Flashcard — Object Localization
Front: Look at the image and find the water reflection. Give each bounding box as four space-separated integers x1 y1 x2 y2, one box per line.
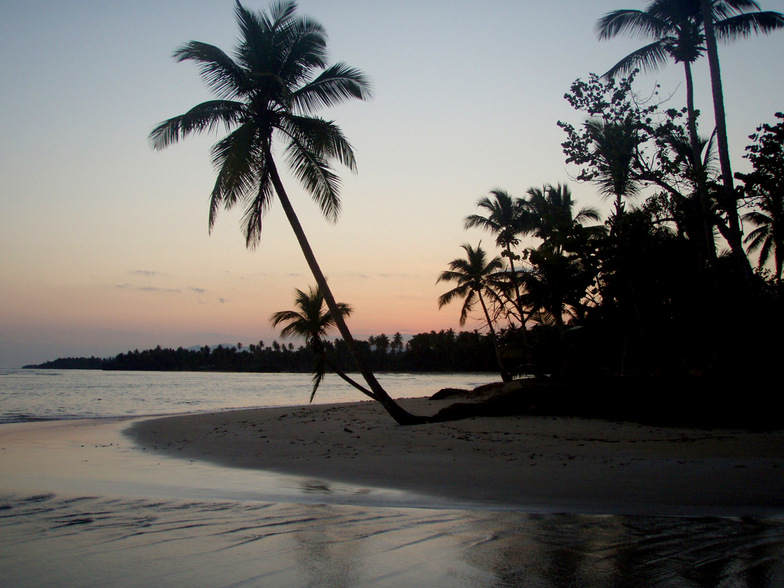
1 494 783 587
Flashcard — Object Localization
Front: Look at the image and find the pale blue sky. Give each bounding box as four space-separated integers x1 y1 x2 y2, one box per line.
1 0 783 367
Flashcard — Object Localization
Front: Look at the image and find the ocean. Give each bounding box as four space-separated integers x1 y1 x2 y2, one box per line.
0 369 499 423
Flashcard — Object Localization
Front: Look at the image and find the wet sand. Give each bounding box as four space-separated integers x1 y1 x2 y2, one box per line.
128 396 784 516
2 402 784 586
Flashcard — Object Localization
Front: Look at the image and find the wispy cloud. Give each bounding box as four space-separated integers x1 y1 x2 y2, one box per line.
189 286 207 294
115 284 181 293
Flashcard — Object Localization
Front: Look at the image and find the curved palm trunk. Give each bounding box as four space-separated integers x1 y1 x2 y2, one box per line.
477 290 511 382
313 343 375 399
699 0 755 297
267 158 426 425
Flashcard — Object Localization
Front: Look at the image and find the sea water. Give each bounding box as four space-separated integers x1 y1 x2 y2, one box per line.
0 369 499 423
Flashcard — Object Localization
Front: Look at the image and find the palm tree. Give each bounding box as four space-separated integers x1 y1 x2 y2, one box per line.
597 0 782 150
525 184 601 253
597 0 783 283
521 184 601 329
742 197 784 280
437 243 511 381
464 189 531 326
271 286 373 402
698 0 783 292
149 1 421 424
583 117 642 234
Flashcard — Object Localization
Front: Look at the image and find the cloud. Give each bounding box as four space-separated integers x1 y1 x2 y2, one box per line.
115 284 180 293
139 286 181 293
189 286 207 294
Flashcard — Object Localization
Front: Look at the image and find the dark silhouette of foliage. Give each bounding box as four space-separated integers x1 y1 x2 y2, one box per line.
33 330 500 375
24 357 105 370
437 243 511 381
737 113 784 280
271 286 372 402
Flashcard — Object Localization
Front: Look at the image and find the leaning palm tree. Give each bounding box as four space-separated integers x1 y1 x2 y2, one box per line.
149 1 421 424
464 189 531 326
271 286 373 402
437 243 511 381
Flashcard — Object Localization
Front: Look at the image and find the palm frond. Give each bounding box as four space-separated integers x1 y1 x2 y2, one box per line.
149 101 245 150
239 161 274 247
152 0 369 248
714 11 784 41
283 115 358 171
292 62 372 112
436 283 470 308
596 9 669 40
309 352 326 403
282 137 341 222
603 40 671 77
173 41 250 100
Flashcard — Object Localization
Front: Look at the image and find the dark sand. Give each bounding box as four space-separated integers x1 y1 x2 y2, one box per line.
128 396 784 515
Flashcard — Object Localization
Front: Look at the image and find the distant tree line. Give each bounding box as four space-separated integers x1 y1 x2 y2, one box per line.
24 330 498 374
24 356 105 370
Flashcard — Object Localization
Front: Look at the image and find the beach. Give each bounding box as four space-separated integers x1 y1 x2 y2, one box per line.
127 396 784 516
3 393 784 586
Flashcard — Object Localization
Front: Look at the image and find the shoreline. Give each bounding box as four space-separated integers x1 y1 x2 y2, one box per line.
127 396 784 516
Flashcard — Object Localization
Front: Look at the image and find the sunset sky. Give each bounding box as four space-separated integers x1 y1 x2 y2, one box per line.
2 0 783 367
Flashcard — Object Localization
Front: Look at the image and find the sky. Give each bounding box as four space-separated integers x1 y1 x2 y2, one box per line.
1 0 783 367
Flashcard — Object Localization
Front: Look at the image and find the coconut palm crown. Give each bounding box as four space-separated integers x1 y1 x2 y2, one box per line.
597 0 784 79
271 286 372 402
438 243 510 381
149 0 371 245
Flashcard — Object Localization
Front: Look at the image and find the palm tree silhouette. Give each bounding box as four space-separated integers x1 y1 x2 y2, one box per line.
742 198 783 281
149 1 420 424
271 286 373 402
597 0 783 283
583 118 641 233
525 184 601 253
437 243 511 381
597 0 782 149
464 190 530 326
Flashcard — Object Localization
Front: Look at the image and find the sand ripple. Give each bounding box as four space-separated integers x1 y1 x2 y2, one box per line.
2 493 784 587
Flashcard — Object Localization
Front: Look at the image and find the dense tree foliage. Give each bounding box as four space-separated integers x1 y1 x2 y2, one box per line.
28 331 498 374
448 67 783 381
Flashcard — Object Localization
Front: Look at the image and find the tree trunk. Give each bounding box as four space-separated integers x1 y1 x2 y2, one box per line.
505 246 529 342
683 60 717 265
477 290 511 382
321 354 375 399
267 158 426 425
699 0 756 295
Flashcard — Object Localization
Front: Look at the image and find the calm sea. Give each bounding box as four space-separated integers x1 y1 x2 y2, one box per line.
0 369 499 423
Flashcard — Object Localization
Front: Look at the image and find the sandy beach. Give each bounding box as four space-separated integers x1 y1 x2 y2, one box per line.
3 396 784 586
128 396 784 516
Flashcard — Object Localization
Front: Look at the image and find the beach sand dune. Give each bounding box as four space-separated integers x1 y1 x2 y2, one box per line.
128 396 784 515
